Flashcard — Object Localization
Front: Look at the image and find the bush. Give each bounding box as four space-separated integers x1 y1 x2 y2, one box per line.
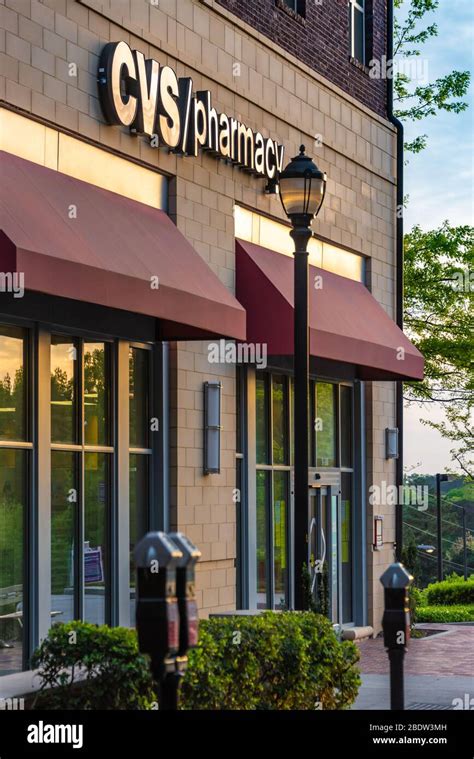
425 578 474 606
416 605 474 623
31 621 156 710
180 611 361 710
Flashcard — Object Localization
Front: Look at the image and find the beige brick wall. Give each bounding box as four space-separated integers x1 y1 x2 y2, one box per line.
0 0 399 625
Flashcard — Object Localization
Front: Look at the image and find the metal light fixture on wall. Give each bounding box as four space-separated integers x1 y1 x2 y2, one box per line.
204 381 222 475
385 427 399 459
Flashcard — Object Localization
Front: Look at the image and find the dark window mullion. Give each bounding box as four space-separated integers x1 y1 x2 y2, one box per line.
77 341 84 621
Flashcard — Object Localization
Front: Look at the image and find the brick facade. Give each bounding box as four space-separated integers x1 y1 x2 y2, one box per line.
216 0 388 118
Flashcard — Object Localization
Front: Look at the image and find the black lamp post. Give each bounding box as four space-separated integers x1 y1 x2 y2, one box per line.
279 145 327 611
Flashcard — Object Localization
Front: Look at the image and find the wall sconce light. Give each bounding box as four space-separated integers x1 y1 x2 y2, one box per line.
374 515 384 550
204 381 222 475
385 427 399 459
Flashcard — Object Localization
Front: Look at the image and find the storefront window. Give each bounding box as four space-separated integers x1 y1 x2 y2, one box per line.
316 383 337 467
84 343 110 447
51 337 77 444
256 471 269 609
273 471 288 608
0 326 26 441
272 375 288 465
129 347 150 449
51 451 77 624
51 336 113 627
0 326 28 675
341 472 353 623
256 375 268 464
0 449 26 675
84 453 110 625
340 385 353 468
129 347 151 622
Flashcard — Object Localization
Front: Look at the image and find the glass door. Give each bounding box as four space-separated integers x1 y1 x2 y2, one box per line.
308 485 343 623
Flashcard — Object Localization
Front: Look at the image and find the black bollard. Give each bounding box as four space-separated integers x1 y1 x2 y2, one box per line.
380 562 413 710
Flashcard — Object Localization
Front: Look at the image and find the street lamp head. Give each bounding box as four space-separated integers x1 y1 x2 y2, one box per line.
417 544 435 554
279 145 327 225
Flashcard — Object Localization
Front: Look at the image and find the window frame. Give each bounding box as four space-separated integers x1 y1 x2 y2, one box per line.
349 0 366 65
0 320 33 672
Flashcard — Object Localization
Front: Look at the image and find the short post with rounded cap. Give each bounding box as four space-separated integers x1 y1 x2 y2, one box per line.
380 562 413 710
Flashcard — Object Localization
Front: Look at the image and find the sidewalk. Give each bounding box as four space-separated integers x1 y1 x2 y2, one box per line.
352 624 474 710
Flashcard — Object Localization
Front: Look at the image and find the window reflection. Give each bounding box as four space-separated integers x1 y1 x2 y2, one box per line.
129 348 150 448
256 376 268 464
84 453 109 625
256 471 268 609
0 449 25 675
0 326 25 441
51 451 76 624
340 385 353 468
84 343 109 447
51 337 76 444
129 454 148 624
273 471 288 609
316 383 336 467
272 375 287 465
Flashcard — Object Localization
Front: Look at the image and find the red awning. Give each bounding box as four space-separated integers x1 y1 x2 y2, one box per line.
236 239 424 381
0 151 246 341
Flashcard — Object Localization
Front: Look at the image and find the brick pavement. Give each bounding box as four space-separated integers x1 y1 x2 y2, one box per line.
357 625 474 677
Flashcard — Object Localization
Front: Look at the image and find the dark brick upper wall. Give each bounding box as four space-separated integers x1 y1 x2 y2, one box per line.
216 0 388 118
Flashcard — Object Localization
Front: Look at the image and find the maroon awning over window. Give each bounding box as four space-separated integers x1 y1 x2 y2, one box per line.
0 151 246 341
236 239 424 381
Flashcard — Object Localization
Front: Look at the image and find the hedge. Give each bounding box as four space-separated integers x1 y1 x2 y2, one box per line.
32 613 361 710
180 611 361 710
416 605 474 623
31 622 156 710
425 579 474 606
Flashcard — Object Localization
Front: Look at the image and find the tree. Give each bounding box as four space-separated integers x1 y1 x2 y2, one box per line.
394 0 470 154
404 223 474 476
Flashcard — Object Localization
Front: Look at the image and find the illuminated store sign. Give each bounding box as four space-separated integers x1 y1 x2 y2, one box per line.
98 41 285 184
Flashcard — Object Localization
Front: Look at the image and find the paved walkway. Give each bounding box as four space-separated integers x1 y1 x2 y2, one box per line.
353 624 474 710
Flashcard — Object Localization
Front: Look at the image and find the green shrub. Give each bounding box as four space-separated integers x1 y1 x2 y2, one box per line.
417 605 474 623
425 579 474 606
180 611 361 710
31 621 156 710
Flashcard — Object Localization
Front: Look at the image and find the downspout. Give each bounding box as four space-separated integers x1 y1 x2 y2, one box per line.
387 0 404 562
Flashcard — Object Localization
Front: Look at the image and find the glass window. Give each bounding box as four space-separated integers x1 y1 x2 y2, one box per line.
273 471 288 609
0 449 26 675
256 470 269 609
84 453 110 625
340 385 353 468
256 375 268 464
0 326 26 441
272 375 288 465
341 473 353 623
316 383 337 467
350 0 365 64
129 454 149 624
129 347 150 449
51 451 77 624
51 337 77 444
84 343 110 447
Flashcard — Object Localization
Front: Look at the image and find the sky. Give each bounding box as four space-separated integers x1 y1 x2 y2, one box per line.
399 0 473 474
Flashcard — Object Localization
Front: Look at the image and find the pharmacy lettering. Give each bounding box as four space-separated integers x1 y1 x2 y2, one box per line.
98 41 285 184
